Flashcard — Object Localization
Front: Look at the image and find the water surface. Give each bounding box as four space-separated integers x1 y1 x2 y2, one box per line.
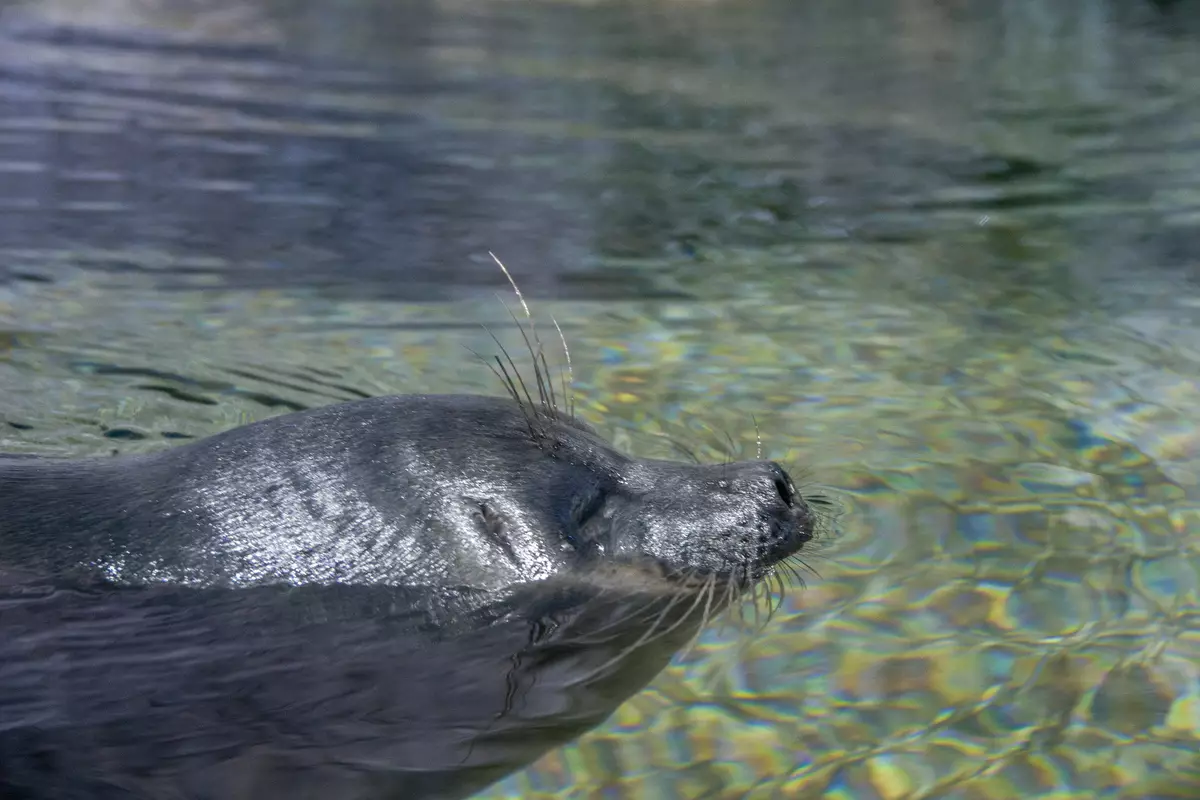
2 0 1200 797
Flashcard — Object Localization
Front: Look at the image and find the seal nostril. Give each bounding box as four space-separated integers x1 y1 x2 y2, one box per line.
774 477 795 508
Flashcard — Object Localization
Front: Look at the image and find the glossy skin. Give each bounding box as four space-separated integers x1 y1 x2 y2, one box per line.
0 394 814 800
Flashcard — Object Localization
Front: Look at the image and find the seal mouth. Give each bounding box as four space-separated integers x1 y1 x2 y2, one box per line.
595 548 801 596
571 557 751 597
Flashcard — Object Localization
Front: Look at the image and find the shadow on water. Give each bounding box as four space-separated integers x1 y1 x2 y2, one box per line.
3 0 1200 797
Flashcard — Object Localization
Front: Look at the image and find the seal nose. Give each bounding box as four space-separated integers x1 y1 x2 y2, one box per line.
730 461 797 509
730 460 814 560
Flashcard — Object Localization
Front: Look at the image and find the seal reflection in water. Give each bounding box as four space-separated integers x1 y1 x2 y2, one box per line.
0 300 821 800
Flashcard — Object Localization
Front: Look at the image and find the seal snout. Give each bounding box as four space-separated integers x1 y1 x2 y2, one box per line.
728 460 815 568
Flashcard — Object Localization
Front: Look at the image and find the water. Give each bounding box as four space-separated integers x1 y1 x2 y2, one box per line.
2 0 1200 796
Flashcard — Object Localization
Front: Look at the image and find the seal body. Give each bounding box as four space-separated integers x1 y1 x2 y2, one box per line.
0 393 815 799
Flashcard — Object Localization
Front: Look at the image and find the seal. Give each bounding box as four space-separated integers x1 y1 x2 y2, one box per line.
0 325 820 800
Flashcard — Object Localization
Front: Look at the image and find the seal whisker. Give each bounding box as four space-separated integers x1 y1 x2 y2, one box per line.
481 326 527 406
529 577 656 650
768 570 788 619
762 577 777 623
729 574 784 657
539 350 560 417
721 576 737 633
555 591 679 665
718 573 743 637
767 574 784 623
719 425 741 462
623 583 711 658
682 415 738 467
464 343 531 427
700 573 719 631
482 322 547 440
580 575 695 646
782 558 806 589
539 345 557 413
466 339 543 441
642 431 702 464
489 251 536 341
793 479 844 518
793 555 822 583
751 575 764 630
496 297 553 417
489 252 560 421
734 584 746 631
764 574 778 623
675 574 719 662
488 251 580 423
526 330 554 414
464 342 510 397
492 349 542 442
669 436 702 465
549 315 574 419
584 578 711 680
734 575 753 633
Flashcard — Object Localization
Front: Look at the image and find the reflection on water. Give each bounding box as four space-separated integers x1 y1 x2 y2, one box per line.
3 0 1200 796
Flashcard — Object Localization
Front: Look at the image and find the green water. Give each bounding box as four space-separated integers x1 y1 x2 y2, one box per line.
2 0 1200 797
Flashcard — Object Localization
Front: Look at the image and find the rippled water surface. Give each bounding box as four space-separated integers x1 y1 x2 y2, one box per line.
3 0 1200 797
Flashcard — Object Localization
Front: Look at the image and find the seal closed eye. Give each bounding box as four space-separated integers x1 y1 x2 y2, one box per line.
0 392 818 799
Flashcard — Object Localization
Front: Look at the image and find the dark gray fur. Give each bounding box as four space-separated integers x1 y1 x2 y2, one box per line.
0 393 814 799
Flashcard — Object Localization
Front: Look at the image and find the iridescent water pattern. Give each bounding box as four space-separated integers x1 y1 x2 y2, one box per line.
2 0 1200 796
